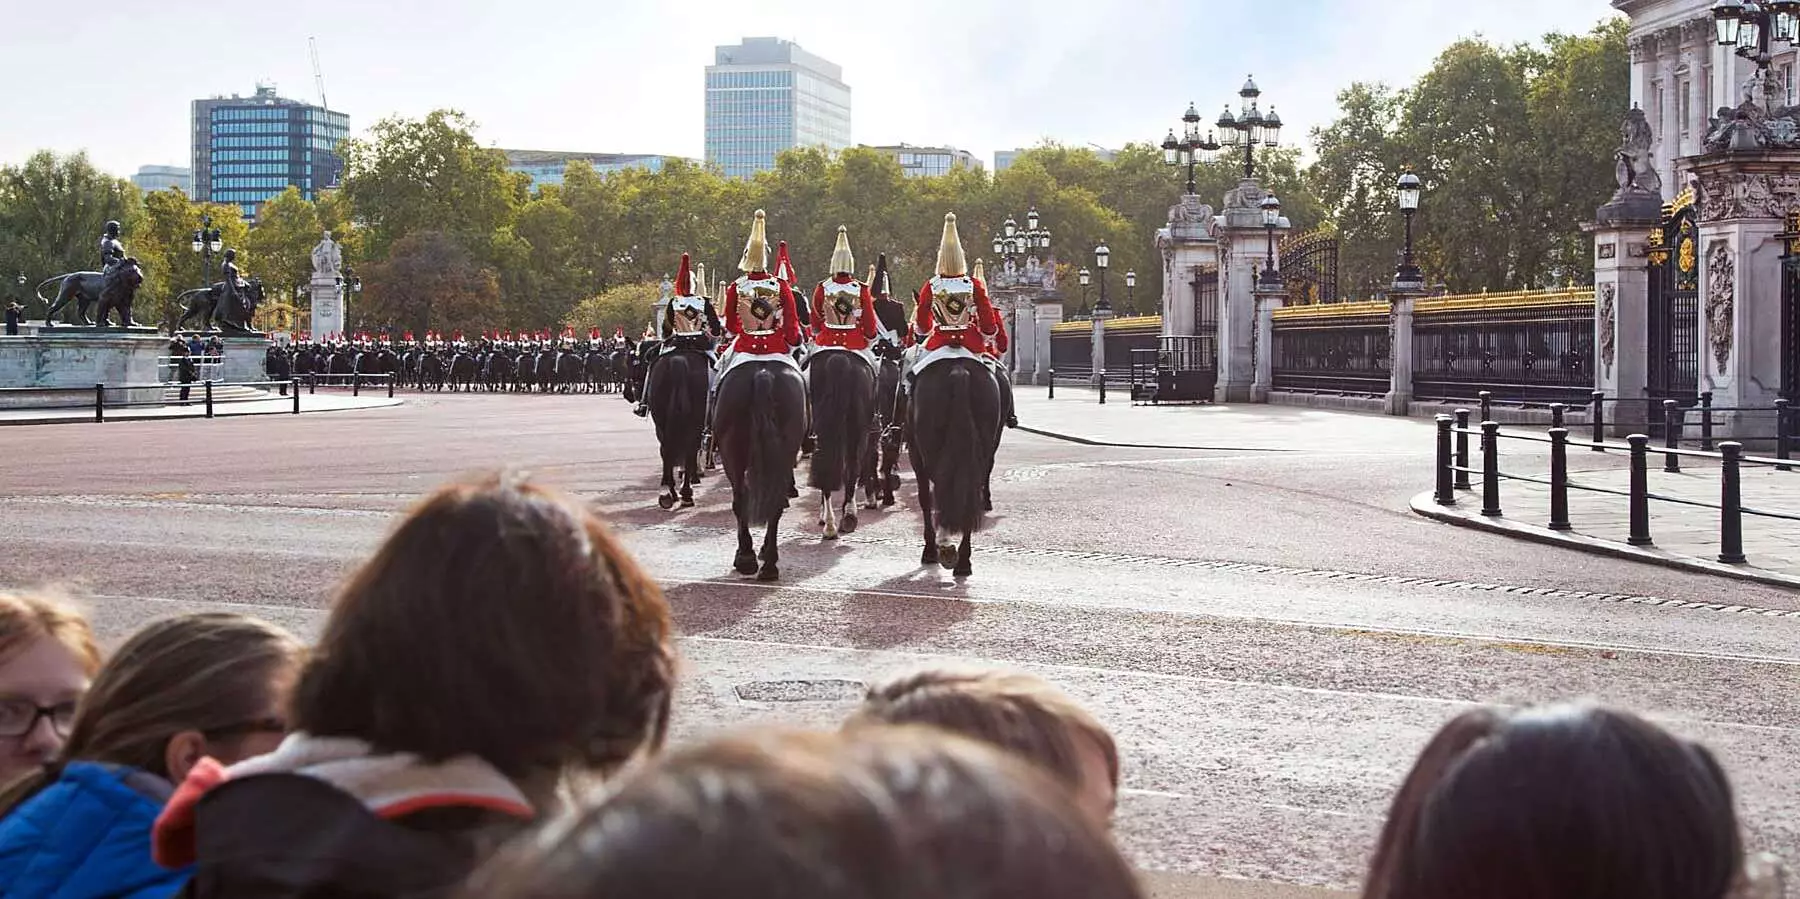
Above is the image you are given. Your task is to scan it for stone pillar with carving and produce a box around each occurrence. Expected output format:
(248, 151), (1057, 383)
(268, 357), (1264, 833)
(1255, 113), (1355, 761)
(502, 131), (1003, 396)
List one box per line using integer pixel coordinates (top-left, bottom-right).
(1211, 180), (1287, 403)
(1251, 283), (1284, 403)
(1158, 195), (1216, 340)
(1384, 294), (1415, 416)
(1690, 153), (1800, 417)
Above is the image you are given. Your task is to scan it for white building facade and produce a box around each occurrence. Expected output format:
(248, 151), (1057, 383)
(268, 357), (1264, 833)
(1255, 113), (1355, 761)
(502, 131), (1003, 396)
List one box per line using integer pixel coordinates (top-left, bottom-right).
(705, 38), (852, 179)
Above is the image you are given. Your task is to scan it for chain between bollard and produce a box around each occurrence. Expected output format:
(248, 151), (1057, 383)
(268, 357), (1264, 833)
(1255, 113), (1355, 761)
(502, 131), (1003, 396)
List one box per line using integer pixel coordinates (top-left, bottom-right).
(1481, 420), (1502, 517)
(1453, 408), (1472, 490)
(1548, 427), (1571, 531)
(1719, 441), (1746, 564)
(1435, 415), (1456, 506)
(1627, 434), (1653, 546)
(1662, 400), (1681, 473)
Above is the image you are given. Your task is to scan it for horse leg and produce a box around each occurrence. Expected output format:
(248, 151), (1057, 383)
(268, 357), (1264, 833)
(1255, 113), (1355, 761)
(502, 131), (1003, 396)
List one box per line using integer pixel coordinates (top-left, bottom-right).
(820, 489), (838, 540)
(757, 514), (781, 582)
(954, 530), (973, 578)
(840, 484), (859, 535)
(657, 456), (677, 510)
(680, 453), (696, 507)
(733, 493), (759, 575)
(916, 458), (938, 566)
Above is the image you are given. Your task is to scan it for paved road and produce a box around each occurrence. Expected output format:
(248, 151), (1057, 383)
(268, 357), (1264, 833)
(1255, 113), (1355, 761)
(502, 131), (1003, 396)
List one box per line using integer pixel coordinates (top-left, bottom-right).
(2, 392), (1796, 896)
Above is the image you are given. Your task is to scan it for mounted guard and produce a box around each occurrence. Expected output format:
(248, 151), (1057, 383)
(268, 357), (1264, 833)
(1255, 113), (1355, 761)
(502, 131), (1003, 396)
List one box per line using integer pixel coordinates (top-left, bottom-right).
(806, 226), (879, 538)
(636, 253), (722, 418)
(865, 253), (910, 508)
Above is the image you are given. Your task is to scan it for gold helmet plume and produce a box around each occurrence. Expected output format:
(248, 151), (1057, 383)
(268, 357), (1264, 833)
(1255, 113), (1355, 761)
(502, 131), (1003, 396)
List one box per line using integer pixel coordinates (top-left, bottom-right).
(829, 225), (855, 275)
(972, 259), (986, 283)
(694, 261), (709, 298)
(738, 209), (770, 273)
(936, 213), (968, 278)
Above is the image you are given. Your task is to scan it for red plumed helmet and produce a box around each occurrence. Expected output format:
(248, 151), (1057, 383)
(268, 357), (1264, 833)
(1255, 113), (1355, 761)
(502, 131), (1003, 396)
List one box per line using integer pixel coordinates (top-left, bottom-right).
(674, 253), (693, 296)
(775, 241), (795, 283)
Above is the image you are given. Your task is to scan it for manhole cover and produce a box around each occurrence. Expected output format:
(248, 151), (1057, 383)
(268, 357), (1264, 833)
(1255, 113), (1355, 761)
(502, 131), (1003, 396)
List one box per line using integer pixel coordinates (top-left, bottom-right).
(735, 678), (867, 703)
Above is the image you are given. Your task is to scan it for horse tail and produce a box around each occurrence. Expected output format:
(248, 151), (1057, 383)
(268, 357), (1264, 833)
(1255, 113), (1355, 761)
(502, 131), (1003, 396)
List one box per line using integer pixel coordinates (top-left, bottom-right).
(663, 354), (690, 420)
(934, 363), (986, 535)
(809, 353), (850, 494)
(747, 367), (788, 526)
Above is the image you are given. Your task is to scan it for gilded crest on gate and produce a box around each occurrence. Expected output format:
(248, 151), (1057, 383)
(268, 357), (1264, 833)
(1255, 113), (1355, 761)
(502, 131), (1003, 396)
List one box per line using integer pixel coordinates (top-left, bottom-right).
(1678, 236), (1696, 274)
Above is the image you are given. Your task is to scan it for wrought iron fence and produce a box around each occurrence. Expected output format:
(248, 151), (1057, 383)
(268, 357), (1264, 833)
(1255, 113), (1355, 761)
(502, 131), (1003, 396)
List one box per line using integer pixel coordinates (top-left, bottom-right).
(1412, 292), (1594, 404)
(1272, 302), (1389, 395)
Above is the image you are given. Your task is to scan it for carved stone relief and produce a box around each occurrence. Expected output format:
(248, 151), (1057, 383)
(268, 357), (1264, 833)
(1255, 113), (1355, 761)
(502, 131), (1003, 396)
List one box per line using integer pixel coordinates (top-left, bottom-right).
(1705, 240), (1735, 375)
(1598, 283), (1616, 379)
(1598, 242), (1617, 260)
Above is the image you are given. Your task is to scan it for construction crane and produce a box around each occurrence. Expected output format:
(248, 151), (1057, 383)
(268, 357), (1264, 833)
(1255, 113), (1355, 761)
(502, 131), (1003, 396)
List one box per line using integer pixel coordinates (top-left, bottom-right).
(309, 37), (328, 112)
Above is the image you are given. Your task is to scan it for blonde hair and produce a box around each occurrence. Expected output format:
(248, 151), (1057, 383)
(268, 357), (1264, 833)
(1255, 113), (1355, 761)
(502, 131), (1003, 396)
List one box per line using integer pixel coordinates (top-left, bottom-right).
(0, 591), (101, 676)
(847, 668), (1119, 791)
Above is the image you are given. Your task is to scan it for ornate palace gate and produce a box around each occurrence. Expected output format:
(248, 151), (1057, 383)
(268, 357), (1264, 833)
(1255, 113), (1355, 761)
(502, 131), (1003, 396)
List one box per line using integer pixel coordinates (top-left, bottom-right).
(1278, 230), (1341, 306)
(1153, 265), (1218, 402)
(1645, 191), (1700, 401)
(1784, 212), (1800, 423)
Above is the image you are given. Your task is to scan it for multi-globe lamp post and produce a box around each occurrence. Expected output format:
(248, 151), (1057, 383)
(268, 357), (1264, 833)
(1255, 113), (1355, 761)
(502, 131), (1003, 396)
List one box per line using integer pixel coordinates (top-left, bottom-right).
(989, 207), (1052, 375)
(1162, 103), (1220, 196)
(1711, 0), (1800, 75)
(191, 216), (223, 287)
(991, 207), (1052, 274)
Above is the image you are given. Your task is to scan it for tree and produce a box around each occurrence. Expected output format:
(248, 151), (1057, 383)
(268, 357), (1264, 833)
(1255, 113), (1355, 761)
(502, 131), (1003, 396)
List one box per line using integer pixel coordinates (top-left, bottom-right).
(563, 280), (661, 337)
(1308, 83), (1409, 297)
(132, 190), (248, 331)
(361, 231), (501, 336)
(243, 187), (320, 310)
(0, 151), (140, 318)
(338, 110), (524, 264)
(1526, 18), (1630, 284)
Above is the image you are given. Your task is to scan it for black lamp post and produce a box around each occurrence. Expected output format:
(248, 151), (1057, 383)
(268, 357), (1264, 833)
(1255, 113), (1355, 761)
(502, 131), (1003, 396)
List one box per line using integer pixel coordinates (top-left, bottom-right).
(14, 272), (24, 303)
(1394, 171), (1424, 293)
(1125, 270), (1137, 311)
(1216, 76), (1283, 181)
(1093, 243), (1112, 315)
(1078, 267), (1091, 315)
(1162, 103), (1222, 196)
(991, 206), (1052, 284)
(1713, 0), (1800, 76)
(191, 216), (222, 287)
(1258, 195), (1283, 291)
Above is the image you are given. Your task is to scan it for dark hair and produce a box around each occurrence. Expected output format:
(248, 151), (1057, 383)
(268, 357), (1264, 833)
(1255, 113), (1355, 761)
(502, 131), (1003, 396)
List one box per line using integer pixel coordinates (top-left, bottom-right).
(290, 473), (675, 780)
(1365, 703), (1743, 899)
(0, 612), (301, 816)
(849, 667), (1119, 792)
(467, 727), (1144, 899)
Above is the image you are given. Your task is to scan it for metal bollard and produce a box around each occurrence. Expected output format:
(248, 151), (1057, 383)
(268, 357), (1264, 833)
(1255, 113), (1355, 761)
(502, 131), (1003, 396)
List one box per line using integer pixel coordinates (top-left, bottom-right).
(1481, 421), (1502, 517)
(1777, 399), (1792, 473)
(387, 375), (395, 399)
(1663, 399), (1681, 473)
(1098, 375), (1106, 405)
(292, 379), (301, 414)
(1700, 392), (1715, 452)
(1479, 390), (1493, 425)
(1549, 427), (1571, 531)
(309, 374), (317, 395)
(1627, 434), (1653, 546)
(1591, 390), (1606, 452)
(204, 381), (214, 419)
(1719, 441), (1746, 564)
(1048, 369), (1055, 400)
(1550, 403), (1566, 430)
(94, 383), (104, 423)
(1454, 408), (1472, 490)
(1435, 415), (1456, 506)
(352, 373), (361, 397)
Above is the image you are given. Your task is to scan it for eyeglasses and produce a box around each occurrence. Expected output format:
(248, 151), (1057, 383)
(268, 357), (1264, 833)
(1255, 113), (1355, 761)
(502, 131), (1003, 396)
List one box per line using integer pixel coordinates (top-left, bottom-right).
(0, 698), (79, 739)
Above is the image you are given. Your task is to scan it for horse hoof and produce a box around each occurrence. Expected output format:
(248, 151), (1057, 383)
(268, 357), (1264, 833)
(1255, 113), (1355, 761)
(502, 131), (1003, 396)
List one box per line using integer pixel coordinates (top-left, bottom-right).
(881, 496), (895, 509)
(921, 545), (939, 565)
(734, 553), (759, 575)
(841, 514), (858, 534)
(680, 497), (695, 508)
(886, 474), (901, 491)
(953, 563), (973, 578)
(657, 495), (676, 510)
(983, 498), (994, 512)
(822, 530), (837, 541)
(757, 565), (780, 582)
(937, 544), (957, 568)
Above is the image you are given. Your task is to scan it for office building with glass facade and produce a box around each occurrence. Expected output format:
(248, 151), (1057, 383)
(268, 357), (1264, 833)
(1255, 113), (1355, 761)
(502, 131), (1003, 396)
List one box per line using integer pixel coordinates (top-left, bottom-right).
(502, 150), (695, 189)
(705, 37), (851, 179)
(867, 145), (983, 178)
(192, 84), (350, 221)
(130, 165), (192, 195)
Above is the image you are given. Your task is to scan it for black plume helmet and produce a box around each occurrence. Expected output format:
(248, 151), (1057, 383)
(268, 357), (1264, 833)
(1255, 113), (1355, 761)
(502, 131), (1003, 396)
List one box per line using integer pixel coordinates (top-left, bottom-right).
(873, 253), (892, 298)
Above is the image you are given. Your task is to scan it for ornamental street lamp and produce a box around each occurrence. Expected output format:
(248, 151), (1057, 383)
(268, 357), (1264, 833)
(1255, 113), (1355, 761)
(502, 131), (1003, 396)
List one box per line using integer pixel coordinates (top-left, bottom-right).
(1214, 75), (1283, 181)
(1713, 0), (1800, 76)
(1078, 266), (1091, 314)
(1162, 102), (1222, 196)
(990, 205), (1052, 287)
(1394, 171), (1424, 293)
(1093, 242), (1112, 315)
(191, 215), (223, 287)
(1258, 195), (1283, 291)
(1125, 270), (1137, 310)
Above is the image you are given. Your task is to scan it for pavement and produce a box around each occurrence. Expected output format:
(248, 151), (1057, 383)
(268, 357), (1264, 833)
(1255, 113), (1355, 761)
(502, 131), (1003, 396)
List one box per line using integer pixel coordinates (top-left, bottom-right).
(1016, 385), (1800, 587)
(0, 388), (401, 425)
(3, 390), (1799, 898)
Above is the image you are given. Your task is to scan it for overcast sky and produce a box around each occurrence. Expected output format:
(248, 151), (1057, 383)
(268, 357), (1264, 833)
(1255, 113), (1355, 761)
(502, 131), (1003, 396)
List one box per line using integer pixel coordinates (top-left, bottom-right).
(1, 0), (1620, 177)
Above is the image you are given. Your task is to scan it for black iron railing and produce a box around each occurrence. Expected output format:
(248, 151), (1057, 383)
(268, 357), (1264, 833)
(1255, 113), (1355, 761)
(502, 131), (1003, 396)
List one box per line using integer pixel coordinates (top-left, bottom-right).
(1412, 301), (1593, 404)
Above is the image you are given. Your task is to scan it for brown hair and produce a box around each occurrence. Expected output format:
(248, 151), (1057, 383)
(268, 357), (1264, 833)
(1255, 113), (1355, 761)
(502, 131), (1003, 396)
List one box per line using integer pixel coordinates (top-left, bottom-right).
(0, 612), (301, 815)
(1365, 703), (1742, 899)
(290, 473), (675, 780)
(0, 590), (101, 676)
(467, 726), (1145, 899)
(848, 668), (1119, 791)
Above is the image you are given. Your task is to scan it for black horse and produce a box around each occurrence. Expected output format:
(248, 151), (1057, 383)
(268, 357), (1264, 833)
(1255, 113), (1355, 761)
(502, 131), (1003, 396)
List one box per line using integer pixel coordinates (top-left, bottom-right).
(713, 361), (808, 581)
(265, 346), (292, 394)
(584, 349), (610, 393)
(483, 351), (514, 391)
(807, 350), (875, 539)
(646, 350), (712, 510)
(864, 353), (905, 508)
(555, 350), (583, 393)
(909, 357), (1003, 577)
(449, 352), (479, 391)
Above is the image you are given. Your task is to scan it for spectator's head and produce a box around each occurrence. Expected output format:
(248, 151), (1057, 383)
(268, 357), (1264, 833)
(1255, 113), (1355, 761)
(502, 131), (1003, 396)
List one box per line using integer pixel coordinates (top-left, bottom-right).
(1366, 703), (1744, 899)
(0, 591), (101, 786)
(0, 611), (299, 813)
(847, 668), (1119, 823)
(467, 727), (1144, 899)
(290, 473), (675, 798)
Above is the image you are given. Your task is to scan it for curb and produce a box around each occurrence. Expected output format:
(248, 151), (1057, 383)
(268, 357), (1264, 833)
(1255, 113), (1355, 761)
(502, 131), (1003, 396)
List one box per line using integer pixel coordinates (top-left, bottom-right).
(1408, 490), (1800, 591)
(1015, 424), (1300, 454)
(0, 397), (404, 427)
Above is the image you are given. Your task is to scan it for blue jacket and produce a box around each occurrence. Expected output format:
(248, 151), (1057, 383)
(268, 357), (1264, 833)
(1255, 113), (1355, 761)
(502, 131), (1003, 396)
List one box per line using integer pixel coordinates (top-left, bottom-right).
(0, 761), (189, 898)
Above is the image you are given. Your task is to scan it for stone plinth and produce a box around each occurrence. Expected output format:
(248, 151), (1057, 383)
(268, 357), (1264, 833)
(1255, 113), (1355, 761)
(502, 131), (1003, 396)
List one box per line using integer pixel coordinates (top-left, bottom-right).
(218, 335), (273, 383)
(0, 328), (166, 409)
(1157, 195), (1218, 340)
(1689, 152), (1800, 420)
(1211, 179), (1289, 403)
(310, 275), (345, 340)
(1585, 194), (1662, 431)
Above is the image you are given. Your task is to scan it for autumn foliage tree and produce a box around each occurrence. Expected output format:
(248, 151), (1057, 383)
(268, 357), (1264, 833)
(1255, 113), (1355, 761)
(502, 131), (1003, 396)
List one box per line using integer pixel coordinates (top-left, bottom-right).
(362, 231), (500, 337)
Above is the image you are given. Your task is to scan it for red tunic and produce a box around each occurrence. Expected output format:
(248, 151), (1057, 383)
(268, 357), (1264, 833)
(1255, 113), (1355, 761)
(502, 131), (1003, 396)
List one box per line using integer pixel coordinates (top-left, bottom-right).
(915, 277), (997, 355)
(983, 308), (1010, 360)
(811, 275), (878, 351)
(725, 273), (802, 356)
